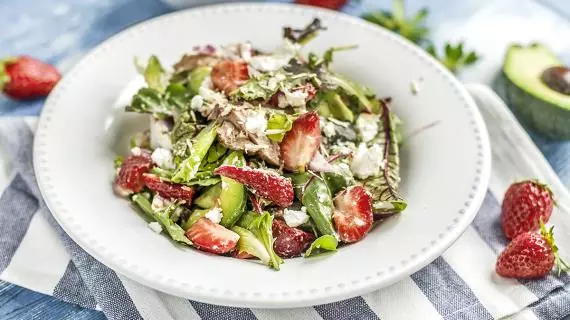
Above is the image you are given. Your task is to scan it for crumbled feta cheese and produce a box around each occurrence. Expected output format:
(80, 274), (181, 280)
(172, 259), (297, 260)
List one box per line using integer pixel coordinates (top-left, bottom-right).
(331, 141), (356, 155)
(240, 43), (252, 62)
(151, 195), (171, 211)
(130, 147), (142, 156)
(148, 221), (162, 234)
(205, 207), (223, 224)
(282, 88), (308, 107)
(350, 143), (384, 179)
(151, 148), (175, 170)
(321, 120), (337, 138)
(373, 202), (395, 210)
(250, 55), (291, 72)
(356, 114), (379, 142)
(410, 80), (421, 95)
(244, 109), (267, 135)
(190, 95), (204, 111)
(283, 207), (309, 227)
(150, 116), (172, 150)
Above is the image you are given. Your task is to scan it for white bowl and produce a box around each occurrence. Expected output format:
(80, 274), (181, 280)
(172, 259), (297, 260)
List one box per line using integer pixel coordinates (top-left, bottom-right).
(34, 3), (490, 308)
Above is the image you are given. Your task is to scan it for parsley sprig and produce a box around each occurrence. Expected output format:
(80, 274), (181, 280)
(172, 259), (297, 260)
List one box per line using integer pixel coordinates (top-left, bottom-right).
(362, 0), (480, 74)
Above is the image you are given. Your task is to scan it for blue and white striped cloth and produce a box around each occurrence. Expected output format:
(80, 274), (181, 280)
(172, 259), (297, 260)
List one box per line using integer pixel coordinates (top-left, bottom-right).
(0, 85), (569, 320)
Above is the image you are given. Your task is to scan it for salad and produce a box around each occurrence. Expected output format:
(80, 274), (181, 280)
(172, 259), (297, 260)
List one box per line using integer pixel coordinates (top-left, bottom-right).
(113, 19), (406, 270)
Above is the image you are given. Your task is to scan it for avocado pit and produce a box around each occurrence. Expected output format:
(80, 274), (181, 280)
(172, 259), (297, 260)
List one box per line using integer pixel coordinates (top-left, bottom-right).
(541, 66), (570, 95)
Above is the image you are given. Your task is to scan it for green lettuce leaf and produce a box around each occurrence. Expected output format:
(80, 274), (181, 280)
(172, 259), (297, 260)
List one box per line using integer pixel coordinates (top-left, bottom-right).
(232, 226), (272, 265)
(172, 122), (219, 183)
(237, 212), (283, 270)
(125, 88), (172, 115)
(144, 55), (166, 92)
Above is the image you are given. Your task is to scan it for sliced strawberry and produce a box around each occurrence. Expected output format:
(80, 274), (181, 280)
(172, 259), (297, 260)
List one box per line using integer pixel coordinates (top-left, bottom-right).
(114, 152), (153, 196)
(214, 165), (294, 207)
(211, 60), (249, 94)
(272, 219), (315, 258)
(333, 186), (373, 243)
(279, 111), (321, 172)
(272, 218), (291, 237)
(142, 173), (195, 203)
(185, 218), (239, 254)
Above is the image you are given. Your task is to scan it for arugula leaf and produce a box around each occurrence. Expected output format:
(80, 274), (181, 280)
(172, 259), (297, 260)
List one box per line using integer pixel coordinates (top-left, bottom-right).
(283, 18), (326, 45)
(144, 55), (166, 92)
(364, 99), (407, 215)
(362, 0), (429, 45)
(237, 212), (283, 270)
(304, 235), (338, 257)
(426, 42), (480, 74)
(308, 45), (358, 70)
(320, 72), (379, 114)
(266, 113), (293, 142)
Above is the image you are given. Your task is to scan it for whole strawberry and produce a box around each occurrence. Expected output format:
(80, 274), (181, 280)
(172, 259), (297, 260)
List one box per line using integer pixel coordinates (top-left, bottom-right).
(295, 0), (348, 10)
(496, 223), (568, 279)
(501, 180), (554, 240)
(0, 56), (61, 100)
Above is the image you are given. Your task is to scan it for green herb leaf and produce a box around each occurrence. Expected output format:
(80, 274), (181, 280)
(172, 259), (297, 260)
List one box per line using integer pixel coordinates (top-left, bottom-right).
(304, 235), (338, 257)
(427, 41), (480, 74)
(364, 100), (407, 215)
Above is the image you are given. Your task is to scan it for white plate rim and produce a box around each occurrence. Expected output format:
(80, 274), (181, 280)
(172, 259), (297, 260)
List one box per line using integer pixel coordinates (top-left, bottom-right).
(33, 3), (491, 308)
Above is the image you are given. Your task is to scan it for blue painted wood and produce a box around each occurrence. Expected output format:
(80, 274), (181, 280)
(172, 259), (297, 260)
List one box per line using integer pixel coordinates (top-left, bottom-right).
(0, 281), (105, 319)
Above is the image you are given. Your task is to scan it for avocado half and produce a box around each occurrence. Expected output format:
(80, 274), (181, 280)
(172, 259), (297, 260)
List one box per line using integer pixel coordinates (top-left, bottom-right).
(502, 44), (570, 139)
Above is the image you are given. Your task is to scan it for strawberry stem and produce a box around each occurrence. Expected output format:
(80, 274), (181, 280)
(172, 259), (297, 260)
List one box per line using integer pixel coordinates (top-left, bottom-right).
(0, 56), (17, 92)
(539, 221), (569, 276)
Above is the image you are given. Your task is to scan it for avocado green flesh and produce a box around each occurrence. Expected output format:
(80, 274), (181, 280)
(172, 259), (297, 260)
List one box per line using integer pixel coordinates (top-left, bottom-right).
(502, 44), (570, 139)
(504, 45), (570, 108)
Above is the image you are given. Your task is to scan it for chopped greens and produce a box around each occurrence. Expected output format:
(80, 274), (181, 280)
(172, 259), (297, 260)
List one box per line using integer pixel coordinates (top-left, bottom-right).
(113, 19), (408, 270)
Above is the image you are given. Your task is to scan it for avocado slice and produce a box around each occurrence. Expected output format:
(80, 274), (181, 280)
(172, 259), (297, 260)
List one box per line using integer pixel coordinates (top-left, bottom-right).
(219, 151), (247, 228)
(502, 44), (570, 139)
